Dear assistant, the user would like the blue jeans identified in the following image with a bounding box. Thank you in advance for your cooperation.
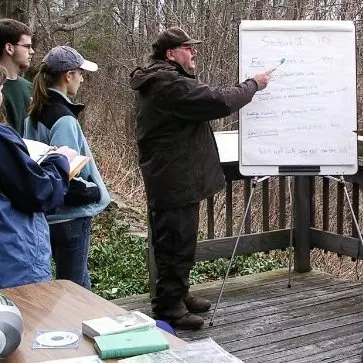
[49,217,92,289]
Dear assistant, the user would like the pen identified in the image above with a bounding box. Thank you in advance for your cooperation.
[268,58,286,74]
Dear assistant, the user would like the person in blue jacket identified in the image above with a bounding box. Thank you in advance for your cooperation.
[24,46,110,289]
[0,65,76,289]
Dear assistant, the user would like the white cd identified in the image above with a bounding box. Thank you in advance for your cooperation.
[36,331,78,347]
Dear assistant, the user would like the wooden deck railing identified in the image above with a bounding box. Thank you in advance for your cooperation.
[147,160,363,294]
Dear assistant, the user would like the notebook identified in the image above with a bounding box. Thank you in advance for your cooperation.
[82,311,155,339]
[93,329,169,359]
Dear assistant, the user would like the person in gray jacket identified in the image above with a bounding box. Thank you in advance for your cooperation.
[24,46,110,289]
[130,26,271,330]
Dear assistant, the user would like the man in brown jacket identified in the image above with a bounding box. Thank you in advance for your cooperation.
[130,26,271,330]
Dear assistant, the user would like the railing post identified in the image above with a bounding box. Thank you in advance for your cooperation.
[294,176,312,272]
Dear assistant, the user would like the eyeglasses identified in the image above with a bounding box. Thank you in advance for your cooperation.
[15,43,33,50]
[177,45,196,53]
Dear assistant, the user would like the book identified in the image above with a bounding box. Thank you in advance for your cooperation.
[82,311,156,339]
[23,138,90,180]
[119,338,244,363]
[94,329,169,359]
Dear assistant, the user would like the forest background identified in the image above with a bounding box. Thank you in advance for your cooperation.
[2,0,363,299]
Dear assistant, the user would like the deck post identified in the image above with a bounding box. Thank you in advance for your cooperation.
[294,176,312,272]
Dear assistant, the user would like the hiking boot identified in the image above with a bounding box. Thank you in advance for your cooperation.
[170,312,204,330]
[184,293,211,313]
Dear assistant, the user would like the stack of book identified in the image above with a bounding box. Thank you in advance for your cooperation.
[82,311,169,360]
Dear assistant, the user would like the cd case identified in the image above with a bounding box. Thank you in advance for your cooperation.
[33,330,80,349]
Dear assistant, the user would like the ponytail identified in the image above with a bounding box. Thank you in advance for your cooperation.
[29,63,62,123]
[0,65,7,86]
[0,65,7,124]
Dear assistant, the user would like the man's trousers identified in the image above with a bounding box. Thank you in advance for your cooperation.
[149,203,199,319]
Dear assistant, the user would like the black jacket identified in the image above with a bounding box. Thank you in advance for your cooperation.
[130,61,258,209]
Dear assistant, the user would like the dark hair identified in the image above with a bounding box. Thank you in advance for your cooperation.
[29,63,63,122]
[0,18,31,57]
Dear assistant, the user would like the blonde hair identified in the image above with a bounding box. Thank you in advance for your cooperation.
[29,63,63,123]
[0,65,7,86]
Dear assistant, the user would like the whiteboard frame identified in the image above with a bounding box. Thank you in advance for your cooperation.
[238,20,358,176]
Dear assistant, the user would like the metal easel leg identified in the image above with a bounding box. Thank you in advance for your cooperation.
[209,175,270,327]
[287,176,294,288]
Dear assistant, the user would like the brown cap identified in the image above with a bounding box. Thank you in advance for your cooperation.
[152,26,202,59]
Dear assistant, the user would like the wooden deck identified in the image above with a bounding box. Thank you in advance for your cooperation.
[113,269,363,362]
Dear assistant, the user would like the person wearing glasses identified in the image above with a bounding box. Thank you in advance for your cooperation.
[0,18,34,136]
[24,46,110,290]
[130,26,271,330]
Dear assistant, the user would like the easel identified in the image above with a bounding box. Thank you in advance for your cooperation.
[209,175,295,326]
[209,173,363,327]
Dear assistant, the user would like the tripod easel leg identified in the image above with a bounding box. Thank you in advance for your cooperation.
[209,175,270,327]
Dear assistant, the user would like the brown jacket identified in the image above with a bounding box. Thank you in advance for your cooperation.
[130,60,258,209]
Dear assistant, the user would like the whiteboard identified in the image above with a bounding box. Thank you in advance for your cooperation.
[239,20,357,176]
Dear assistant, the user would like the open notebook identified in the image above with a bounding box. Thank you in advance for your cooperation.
[23,138,90,180]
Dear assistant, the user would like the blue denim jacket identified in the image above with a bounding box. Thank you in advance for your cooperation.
[0,125,69,288]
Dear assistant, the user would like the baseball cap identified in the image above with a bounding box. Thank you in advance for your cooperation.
[42,46,98,72]
[152,26,202,56]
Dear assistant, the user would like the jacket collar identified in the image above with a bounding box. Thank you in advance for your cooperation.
[48,88,85,117]
[166,60,196,79]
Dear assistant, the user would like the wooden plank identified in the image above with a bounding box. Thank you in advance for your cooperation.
[250,331,363,363]
[337,182,344,235]
[310,176,316,228]
[113,269,363,361]
[225,180,233,236]
[263,178,269,231]
[352,182,360,238]
[279,177,286,229]
[244,178,251,234]
[224,313,363,353]
[195,229,290,261]
[322,177,330,231]
[233,320,363,361]
[311,228,360,259]
[113,270,350,310]
[182,289,363,342]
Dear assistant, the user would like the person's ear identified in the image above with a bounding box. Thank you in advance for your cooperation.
[65,70,73,83]
[4,43,15,56]
[166,49,175,61]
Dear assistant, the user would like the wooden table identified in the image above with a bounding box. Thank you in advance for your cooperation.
[1,280,184,362]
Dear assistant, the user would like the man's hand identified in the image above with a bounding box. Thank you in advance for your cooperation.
[252,71,272,91]
[53,146,78,164]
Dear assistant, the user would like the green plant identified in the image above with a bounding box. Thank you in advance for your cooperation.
[89,206,149,299]
[88,204,287,300]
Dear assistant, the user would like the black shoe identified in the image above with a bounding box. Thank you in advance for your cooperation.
[184,293,211,313]
[170,312,204,330]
